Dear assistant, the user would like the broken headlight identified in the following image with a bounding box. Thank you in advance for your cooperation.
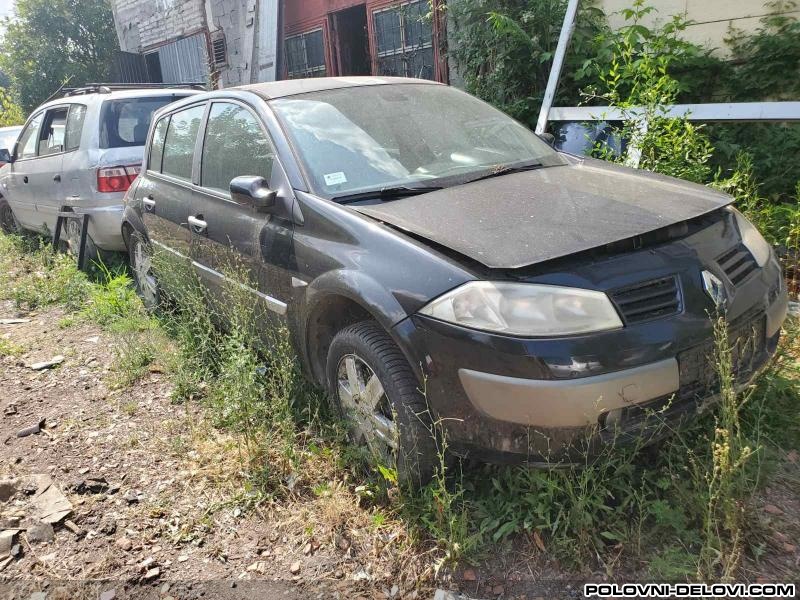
[730,207,772,267]
[419,281,623,336]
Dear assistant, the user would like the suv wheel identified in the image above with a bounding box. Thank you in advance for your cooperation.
[128,232,159,310]
[0,198,19,234]
[327,321,438,488]
[61,216,99,267]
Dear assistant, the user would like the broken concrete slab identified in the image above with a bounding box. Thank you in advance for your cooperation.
[26,521,54,543]
[28,355,64,370]
[0,529,16,557]
[30,475,72,524]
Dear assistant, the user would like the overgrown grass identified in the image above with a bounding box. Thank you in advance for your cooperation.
[1,228,797,584]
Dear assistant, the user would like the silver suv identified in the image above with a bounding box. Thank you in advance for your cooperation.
[0,85,201,259]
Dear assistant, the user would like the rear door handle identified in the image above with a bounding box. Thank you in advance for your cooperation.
[23,176,28,184]
[53,174,61,183]
[188,215,208,234]
[142,196,156,211]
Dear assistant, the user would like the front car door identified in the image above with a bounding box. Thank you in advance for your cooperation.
[30,106,70,231]
[6,111,45,229]
[189,99,294,335]
[139,103,206,262]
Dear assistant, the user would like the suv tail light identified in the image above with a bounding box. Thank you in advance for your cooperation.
[97,164,141,193]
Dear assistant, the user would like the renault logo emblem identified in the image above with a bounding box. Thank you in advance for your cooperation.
[702,270,727,308]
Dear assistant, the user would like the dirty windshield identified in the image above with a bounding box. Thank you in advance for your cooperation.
[270,83,565,199]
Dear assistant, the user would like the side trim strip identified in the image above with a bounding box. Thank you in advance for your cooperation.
[149,240,288,316]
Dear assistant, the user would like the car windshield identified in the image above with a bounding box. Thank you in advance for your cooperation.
[100,95,191,149]
[270,84,565,199]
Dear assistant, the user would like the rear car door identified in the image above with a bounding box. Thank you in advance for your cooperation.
[190,100,293,332]
[138,103,206,260]
[6,111,45,229]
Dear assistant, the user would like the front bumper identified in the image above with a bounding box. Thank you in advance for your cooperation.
[392,262,789,463]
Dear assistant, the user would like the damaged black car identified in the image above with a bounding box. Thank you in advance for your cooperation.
[122,77,789,485]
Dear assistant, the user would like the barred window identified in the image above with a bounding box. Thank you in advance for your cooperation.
[373,1,434,80]
[285,29,326,79]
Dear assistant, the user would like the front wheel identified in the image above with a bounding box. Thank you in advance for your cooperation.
[0,198,19,234]
[326,321,438,488]
[128,231,159,311]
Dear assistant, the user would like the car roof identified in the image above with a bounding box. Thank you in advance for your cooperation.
[237,76,442,100]
[0,125,23,134]
[35,88,203,111]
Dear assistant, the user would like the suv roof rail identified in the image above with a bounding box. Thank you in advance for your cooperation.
[60,82,207,97]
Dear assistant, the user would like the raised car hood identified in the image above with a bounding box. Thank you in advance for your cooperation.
[354,157,732,269]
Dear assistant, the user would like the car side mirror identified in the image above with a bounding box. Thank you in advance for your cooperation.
[538,132,556,147]
[0,149,12,164]
[230,175,277,213]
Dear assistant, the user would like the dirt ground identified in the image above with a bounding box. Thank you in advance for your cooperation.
[2,299,799,600]
[0,301,443,599]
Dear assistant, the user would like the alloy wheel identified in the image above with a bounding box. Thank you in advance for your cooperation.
[132,237,158,308]
[336,353,398,461]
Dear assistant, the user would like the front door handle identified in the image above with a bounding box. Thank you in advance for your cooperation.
[188,215,208,234]
[142,196,156,211]
[53,174,61,183]
[23,176,28,184]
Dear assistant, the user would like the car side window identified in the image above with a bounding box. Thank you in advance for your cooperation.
[161,104,205,181]
[149,115,170,173]
[39,107,68,156]
[200,102,275,194]
[64,104,87,152]
[16,112,44,160]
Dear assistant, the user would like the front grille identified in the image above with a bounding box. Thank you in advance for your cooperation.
[718,244,757,286]
[610,276,681,324]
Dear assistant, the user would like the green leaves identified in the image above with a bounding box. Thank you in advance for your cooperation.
[0,0,118,112]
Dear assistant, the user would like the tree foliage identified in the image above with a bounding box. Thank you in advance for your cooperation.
[707,1,800,200]
[0,0,119,113]
[447,0,609,127]
[0,87,25,127]
[583,1,713,183]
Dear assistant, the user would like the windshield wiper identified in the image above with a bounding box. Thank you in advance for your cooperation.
[461,162,545,185]
[333,185,443,204]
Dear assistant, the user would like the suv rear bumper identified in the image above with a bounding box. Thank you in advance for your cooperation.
[64,203,126,252]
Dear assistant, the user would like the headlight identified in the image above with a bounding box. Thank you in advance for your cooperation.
[730,208,771,267]
[419,281,623,336]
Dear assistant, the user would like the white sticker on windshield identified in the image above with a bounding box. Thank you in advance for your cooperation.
[324,172,348,186]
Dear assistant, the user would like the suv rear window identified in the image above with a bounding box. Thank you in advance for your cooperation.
[99,95,190,149]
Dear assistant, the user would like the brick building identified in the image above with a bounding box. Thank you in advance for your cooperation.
[283,0,449,82]
[110,0,281,86]
[109,0,449,87]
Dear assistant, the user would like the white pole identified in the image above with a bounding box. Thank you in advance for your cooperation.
[535,0,580,135]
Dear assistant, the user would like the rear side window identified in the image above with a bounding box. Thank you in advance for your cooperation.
[149,116,170,172]
[65,104,87,151]
[17,113,44,159]
[161,104,205,181]
[201,102,274,194]
[99,95,190,149]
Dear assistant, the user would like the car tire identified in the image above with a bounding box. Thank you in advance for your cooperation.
[128,231,160,311]
[60,215,99,269]
[326,320,438,489]
[0,197,19,234]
